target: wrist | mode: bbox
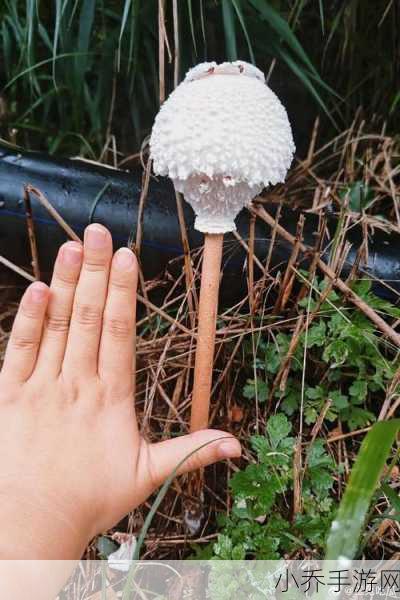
[0,490,92,559]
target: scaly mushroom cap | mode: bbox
[150,60,295,233]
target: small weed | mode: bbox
[243,278,399,432]
[206,414,336,559]
[193,278,400,560]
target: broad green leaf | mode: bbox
[325,419,400,560]
[267,413,291,448]
[243,378,268,402]
[349,380,368,403]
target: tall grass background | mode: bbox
[0,0,398,159]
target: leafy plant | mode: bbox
[242,278,400,432]
[209,414,336,559]
[202,279,400,561]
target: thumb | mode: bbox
[146,429,241,488]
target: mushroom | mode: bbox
[150,60,295,432]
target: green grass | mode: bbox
[2,1,396,158]
[326,419,400,561]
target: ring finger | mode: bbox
[35,241,83,377]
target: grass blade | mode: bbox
[290,0,306,30]
[2,21,12,77]
[75,0,96,84]
[118,0,133,71]
[232,0,255,63]
[187,0,197,55]
[52,0,63,88]
[222,0,238,61]
[133,435,234,561]
[325,419,400,560]
[2,52,91,92]
[318,0,325,34]
[199,0,206,57]
[277,46,337,126]
[249,0,318,76]
[390,91,400,115]
[25,0,36,69]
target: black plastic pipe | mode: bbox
[1,145,400,302]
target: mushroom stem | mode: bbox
[190,233,224,432]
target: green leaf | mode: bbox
[222,0,238,61]
[330,390,348,410]
[265,345,281,373]
[281,384,300,416]
[52,0,62,87]
[230,466,282,513]
[351,278,372,298]
[277,45,337,127]
[267,413,291,448]
[381,482,400,514]
[3,52,91,92]
[118,0,134,71]
[343,407,375,431]
[307,321,327,348]
[248,0,317,76]
[306,385,324,400]
[75,0,96,85]
[243,378,268,402]
[231,0,255,63]
[390,90,400,115]
[349,380,368,403]
[323,339,349,367]
[339,182,375,213]
[325,419,400,560]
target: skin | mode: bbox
[0,223,241,560]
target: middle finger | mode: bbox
[62,224,113,377]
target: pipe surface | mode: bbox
[0,146,400,302]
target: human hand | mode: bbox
[0,224,241,558]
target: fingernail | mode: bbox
[62,243,82,266]
[30,282,48,303]
[85,224,107,249]
[218,439,241,459]
[115,248,135,271]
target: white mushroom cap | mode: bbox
[150,60,295,233]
